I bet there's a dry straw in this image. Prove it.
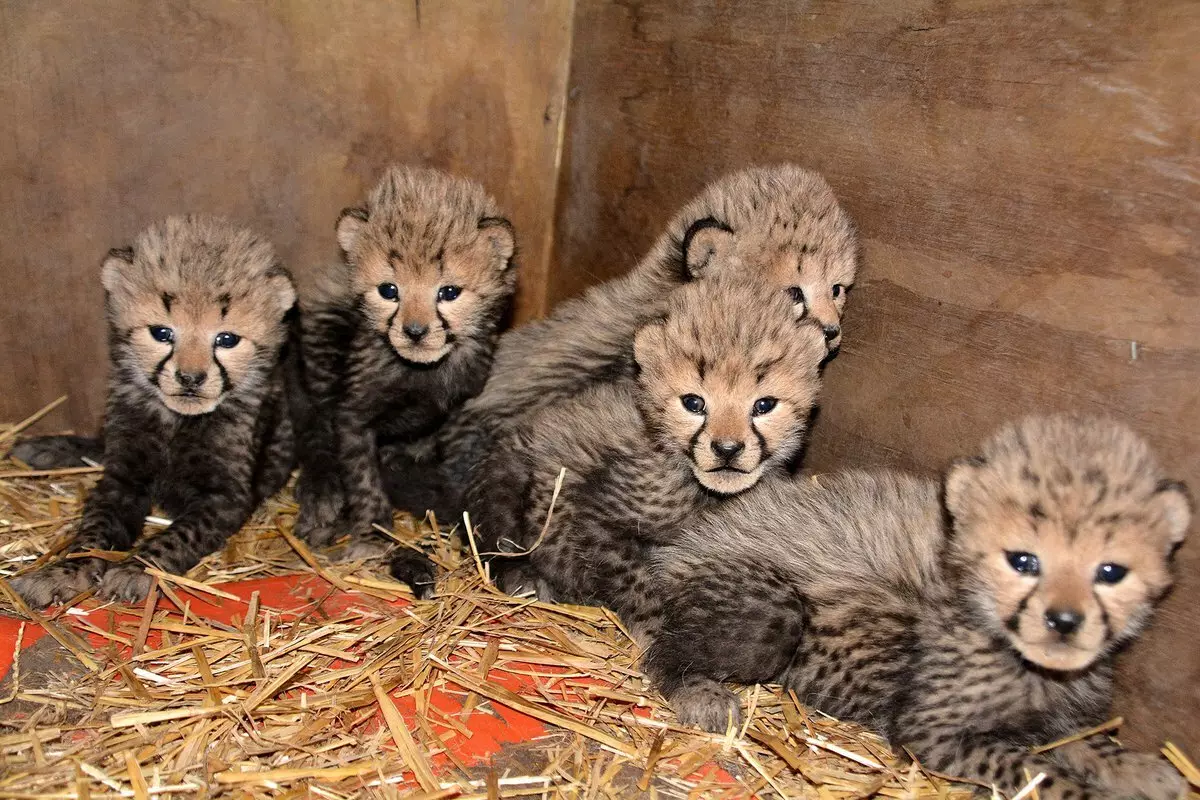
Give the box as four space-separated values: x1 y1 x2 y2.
0 405 1194 799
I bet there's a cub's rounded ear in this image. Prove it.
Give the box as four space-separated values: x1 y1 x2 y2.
100 247 135 294
336 207 369 256
944 456 987 521
632 321 668 373
265 268 298 317
478 217 516 271
1153 480 1192 546
681 217 735 280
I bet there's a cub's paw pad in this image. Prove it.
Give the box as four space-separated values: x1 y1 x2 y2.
97 562 154 604
389 551 438 600
338 534 392 563
669 679 743 733
10 559 105 608
1102 752 1185 800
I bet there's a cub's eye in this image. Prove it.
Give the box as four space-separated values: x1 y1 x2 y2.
787 286 805 305
214 332 241 349
437 285 463 303
832 284 845 299
752 397 778 416
149 326 174 344
1095 563 1128 585
378 283 399 301
1005 551 1041 576
680 394 706 414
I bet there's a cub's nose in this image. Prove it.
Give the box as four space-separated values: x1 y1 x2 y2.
176 370 207 389
710 440 745 462
402 322 429 343
1044 608 1084 636
822 324 841 344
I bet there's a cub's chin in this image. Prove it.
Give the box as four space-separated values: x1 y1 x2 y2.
693 464 764 496
1009 633 1102 673
390 339 453 367
161 393 222 416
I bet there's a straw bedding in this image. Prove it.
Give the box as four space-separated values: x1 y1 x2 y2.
0 403 1195 799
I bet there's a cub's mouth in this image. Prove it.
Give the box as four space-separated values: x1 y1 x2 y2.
393 342 453 367
1008 630 1103 673
692 462 764 496
161 391 223 415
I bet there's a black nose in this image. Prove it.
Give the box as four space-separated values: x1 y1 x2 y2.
822 324 841 343
176 370 206 389
402 322 429 342
1044 608 1084 636
711 440 745 462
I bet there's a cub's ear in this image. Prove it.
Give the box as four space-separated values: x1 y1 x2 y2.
681 217 735 280
265 268 298 317
632 321 668 373
336 207 369 256
1153 480 1192 546
478 217 516 271
100 247 135 294
944 455 987 521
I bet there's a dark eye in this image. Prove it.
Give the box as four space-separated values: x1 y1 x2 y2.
680 394 706 414
752 397 778 416
832 284 845 299
378 283 399 301
437 285 462 303
149 325 174 344
214 332 241 349
787 286 805 305
1005 551 1041 576
1095 563 1128 585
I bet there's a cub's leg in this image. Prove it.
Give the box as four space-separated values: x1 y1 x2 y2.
12 423 156 607
1049 736 1184 800
98 427 258 603
335 409 394 560
293 404 348 547
388 549 438 600
909 729 1096 800
9 435 105 470
643 562 806 732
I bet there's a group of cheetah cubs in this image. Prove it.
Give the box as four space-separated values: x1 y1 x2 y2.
9 164 1191 799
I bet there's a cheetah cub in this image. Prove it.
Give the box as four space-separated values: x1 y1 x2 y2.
436 165 858 504
293 166 516 566
469 277 827 628
644 415 1190 800
12 217 298 606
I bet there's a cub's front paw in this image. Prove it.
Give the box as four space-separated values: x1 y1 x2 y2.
10 558 106 608
389 550 438 599
294 495 346 547
1099 751 1186 800
669 678 743 733
97 561 155 604
338 533 392 562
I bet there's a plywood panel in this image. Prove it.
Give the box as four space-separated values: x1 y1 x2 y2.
0 0 573 430
553 1 1199 751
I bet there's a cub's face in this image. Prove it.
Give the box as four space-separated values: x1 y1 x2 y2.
684 219 856 352
337 209 515 365
102 228 295 416
634 281 825 496
946 420 1191 672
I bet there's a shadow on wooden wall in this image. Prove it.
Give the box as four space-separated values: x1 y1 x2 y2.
0 0 573 430
551 0 1199 753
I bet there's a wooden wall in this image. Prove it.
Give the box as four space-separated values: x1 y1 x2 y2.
0 0 573 430
551 1 1200 752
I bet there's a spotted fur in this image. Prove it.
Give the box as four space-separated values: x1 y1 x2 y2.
292 166 516 565
463 278 826 625
643 415 1190 799
11 217 297 606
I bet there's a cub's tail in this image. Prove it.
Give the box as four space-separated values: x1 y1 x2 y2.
8 435 104 470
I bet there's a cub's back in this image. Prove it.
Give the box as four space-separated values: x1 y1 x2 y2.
661 470 946 601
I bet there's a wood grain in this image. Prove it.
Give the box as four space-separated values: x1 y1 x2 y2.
553 0 1199 752
0 0 573 430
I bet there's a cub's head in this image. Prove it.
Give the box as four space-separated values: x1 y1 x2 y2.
946 415 1191 672
633 279 826 495
102 216 295 415
337 166 516 365
670 165 858 352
